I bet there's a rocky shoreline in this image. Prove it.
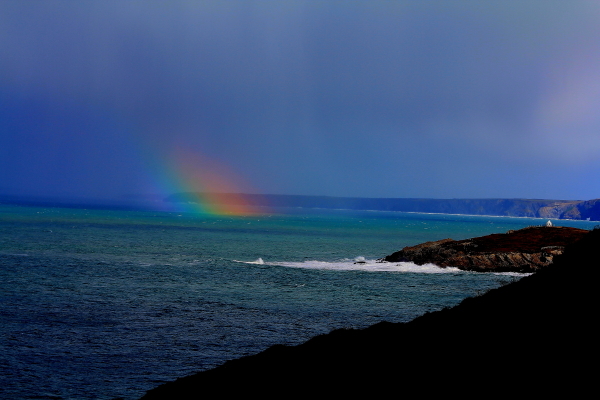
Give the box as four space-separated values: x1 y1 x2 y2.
380 226 589 272
138 227 597 398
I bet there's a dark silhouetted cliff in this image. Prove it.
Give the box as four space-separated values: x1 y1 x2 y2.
139 229 597 398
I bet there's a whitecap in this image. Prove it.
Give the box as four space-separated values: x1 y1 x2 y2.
234 258 265 265
233 257 531 275
262 259 462 273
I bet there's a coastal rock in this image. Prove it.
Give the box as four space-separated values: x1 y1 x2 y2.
380 226 588 272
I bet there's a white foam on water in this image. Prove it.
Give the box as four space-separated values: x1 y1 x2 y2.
236 258 461 273
493 271 533 277
234 257 531 275
234 257 265 265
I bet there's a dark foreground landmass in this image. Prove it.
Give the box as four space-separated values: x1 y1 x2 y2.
381 226 589 272
167 192 600 221
139 228 598 398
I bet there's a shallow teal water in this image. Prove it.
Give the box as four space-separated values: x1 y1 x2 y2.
0 204 595 399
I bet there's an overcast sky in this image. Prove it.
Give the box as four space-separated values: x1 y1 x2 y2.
2 1 600 202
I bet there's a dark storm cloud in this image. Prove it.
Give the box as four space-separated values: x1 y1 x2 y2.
2 1 600 200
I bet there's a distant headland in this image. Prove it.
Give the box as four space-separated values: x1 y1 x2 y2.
166 193 600 221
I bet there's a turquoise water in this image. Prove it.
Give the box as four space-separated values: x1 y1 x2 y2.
0 204 595 399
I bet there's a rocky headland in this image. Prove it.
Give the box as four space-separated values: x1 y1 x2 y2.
380 225 589 272
139 227 597 398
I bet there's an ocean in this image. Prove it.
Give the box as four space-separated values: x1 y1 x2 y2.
1 203 596 400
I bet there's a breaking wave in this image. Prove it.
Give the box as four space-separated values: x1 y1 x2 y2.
235 257 463 273
237 257 264 264
234 257 530 275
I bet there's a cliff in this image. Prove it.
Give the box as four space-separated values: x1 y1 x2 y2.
138 228 597 398
166 193 600 220
381 226 589 272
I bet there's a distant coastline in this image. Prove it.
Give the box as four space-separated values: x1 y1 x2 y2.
166 192 600 221
3 192 599 221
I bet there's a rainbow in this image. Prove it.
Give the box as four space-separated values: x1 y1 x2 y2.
144 145 267 216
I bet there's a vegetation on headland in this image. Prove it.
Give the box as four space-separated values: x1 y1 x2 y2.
381 226 589 272
139 228 598 398
167 193 600 220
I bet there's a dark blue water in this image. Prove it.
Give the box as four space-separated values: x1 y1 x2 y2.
1 204 595 399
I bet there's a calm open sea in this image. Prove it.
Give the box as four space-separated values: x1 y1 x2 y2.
0 203 595 399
